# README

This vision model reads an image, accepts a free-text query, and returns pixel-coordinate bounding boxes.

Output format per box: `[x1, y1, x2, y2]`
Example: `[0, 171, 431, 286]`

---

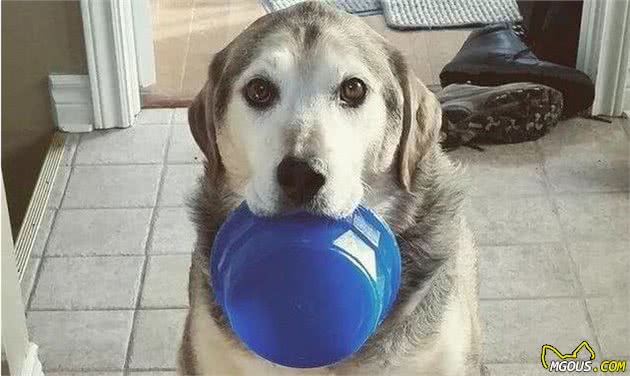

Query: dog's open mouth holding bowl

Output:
[178, 2, 480, 375]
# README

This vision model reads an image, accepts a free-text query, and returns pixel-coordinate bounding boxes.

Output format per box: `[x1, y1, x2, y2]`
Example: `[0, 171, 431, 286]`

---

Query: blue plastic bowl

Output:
[210, 203, 401, 368]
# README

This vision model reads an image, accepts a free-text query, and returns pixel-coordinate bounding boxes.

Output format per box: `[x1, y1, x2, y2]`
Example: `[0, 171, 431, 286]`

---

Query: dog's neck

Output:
[339, 151, 466, 368]
[362, 169, 412, 230]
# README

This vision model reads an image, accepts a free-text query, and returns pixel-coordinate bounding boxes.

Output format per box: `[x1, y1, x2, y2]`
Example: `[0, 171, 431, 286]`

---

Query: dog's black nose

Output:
[277, 157, 325, 204]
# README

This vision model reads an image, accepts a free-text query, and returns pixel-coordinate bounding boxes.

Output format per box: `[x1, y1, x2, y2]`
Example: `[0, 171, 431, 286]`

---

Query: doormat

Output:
[259, 0, 382, 16]
[381, 0, 521, 29]
[259, 0, 521, 29]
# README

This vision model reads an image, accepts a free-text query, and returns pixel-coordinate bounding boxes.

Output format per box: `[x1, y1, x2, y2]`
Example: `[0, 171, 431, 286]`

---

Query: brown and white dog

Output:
[179, 2, 480, 375]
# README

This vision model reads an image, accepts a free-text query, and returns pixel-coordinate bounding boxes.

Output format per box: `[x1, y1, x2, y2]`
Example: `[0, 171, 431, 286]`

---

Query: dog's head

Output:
[189, 2, 441, 218]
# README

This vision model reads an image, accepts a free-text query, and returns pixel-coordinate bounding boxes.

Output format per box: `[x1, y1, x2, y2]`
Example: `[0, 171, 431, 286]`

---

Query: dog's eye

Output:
[340, 78, 367, 106]
[244, 78, 276, 108]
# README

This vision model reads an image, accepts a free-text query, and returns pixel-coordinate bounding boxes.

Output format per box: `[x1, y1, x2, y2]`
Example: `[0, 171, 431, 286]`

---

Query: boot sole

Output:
[445, 84, 563, 145]
[440, 63, 591, 118]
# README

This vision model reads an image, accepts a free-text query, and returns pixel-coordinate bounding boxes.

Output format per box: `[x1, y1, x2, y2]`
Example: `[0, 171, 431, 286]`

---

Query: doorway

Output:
[141, 0, 470, 107]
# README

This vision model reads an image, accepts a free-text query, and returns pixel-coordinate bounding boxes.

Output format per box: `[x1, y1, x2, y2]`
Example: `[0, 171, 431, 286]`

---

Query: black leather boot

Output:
[440, 23, 593, 118]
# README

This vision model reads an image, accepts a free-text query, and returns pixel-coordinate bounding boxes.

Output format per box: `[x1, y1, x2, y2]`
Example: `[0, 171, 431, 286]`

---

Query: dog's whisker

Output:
[361, 178, 374, 194]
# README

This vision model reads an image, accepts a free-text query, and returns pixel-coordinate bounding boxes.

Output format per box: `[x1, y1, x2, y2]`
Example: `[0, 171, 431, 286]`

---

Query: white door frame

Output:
[80, 0, 630, 127]
[131, 0, 157, 88]
[79, 0, 145, 129]
[577, 0, 630, 116]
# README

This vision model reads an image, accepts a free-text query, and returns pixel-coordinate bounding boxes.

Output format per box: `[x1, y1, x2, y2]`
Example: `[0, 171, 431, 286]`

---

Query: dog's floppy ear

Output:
[389, 50, 442, 191]
[188, 50, 227, 179]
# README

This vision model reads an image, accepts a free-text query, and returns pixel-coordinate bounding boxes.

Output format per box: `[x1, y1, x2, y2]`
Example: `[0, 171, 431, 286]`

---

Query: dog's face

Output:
[189, 2, 441, 218]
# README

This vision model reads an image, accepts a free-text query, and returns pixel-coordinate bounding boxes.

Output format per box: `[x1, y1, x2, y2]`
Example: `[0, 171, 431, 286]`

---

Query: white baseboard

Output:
[49, 74, 94, 133]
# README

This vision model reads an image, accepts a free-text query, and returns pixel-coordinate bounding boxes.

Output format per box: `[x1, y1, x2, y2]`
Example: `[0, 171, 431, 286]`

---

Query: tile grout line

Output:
[123, 123, 176, 374]
[41, 253, 191, 258]
[534, 140, 604, 354]
[71, 161, 202, 168]
[57, 204, 191, 210]
[55, 133, 82, 210]
[69, 132, 83, 168]
[479, 295, 584, 302]
[25, 210, 58, 312]
[26, 133, 82, 312]
[45, 366, 177, 373]
[474, 240, 563, 247]
[464, 191, 630, 199]
[28, 306, 187, 312]
[50, 206, 187, 211]
[547, 190, 630, 196]
[72, 162, 171, 166]
[483, 361, 549, 365]
[59, 132, 82, 210]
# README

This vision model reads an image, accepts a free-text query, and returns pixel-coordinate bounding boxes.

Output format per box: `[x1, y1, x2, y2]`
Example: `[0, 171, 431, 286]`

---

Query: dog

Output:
[178, 2, 480, 375]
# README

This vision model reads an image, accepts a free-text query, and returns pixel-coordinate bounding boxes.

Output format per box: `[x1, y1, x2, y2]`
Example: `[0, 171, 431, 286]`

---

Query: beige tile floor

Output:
[144, 0, 469, 105]
[21, 110, 630, 374]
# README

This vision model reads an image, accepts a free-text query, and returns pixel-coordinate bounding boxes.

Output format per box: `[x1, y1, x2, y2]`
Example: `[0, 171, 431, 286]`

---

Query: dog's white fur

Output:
[220, 39, 393, 218]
